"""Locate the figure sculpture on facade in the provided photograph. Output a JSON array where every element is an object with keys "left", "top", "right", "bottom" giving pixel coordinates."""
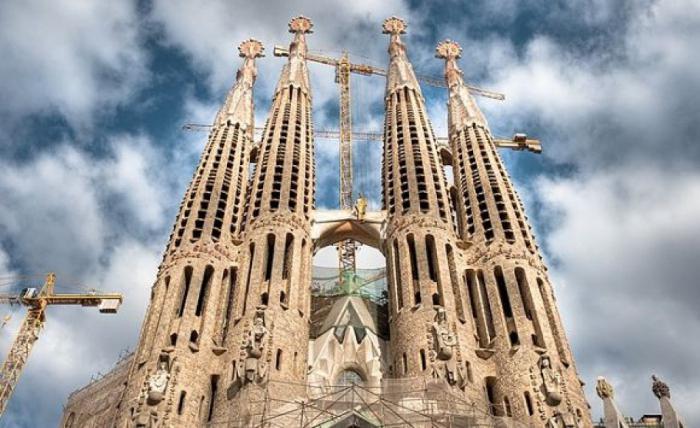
[
  {"left": 146, "top": 355, "right": 170, "bottom": 405},
  {"left": 540, "top": 354, "right": 563, "bottom": 406},
  {"left": 651, "top": 374, "right": 670, "bottom": 399},
  {"left": 354, "top": 194, "right": 367, "bottom": 221},
  {"left": 237, "top": 306, "right": 269, "bottom": 385},
  {"left": 430, "top": 307, "right": 464, "bottom": 387}
]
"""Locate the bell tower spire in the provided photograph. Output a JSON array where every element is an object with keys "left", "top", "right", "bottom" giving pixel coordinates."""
[
  {"left": 383, "top": 17, "right": 421, "bottom": 94},
  {"left": 214, "top": 39, "right": 264, "bottom": 133},
  {"left": 437, "top": 39, "right": 590, "bottom": 424},
  {"left": 435, "top": 40, "right": 488, "bottom": 130},
  {"left": 380, "top": 18, "right": 471, "bottom": 397},
  {"left": 116, "top": 41, "right": 263, "bottom": 427},
  {"left": 228, "top": 15, "right": 316, "bottom": 420}
]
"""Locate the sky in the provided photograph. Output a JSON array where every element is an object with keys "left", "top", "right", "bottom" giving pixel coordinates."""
[{"left": 0, "top": 0, "right": 699, "bottom": 426}]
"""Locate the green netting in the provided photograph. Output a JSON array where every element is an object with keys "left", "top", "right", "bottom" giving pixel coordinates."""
[{"left": 312, "top": 266, "right": 387, "bottom": 304}]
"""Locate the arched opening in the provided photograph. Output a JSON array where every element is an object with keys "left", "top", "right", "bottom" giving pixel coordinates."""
[{"left": 309, "top": 242, "right": 388, "bottom": 388}]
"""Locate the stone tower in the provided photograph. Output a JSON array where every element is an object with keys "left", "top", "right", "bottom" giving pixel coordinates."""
[
  {"left": 436, "top": 38, "right": 590, "bottom": 424},
  {"left": 114, "top": 38, "right": 264, "bottom": 427},
  {"left": 61, "top": 16, "right": 595, "bottom": 428},
  {"left": 379, "top": 17, "right": 474, "bottom": 393},
  {"left": 223, "top": 15, "right": 316, "bottom": 418}
]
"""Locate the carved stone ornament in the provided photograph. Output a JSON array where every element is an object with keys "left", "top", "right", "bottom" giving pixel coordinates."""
[
  {"left": 546, "top": 411, "right": 577, "bottom": 428},
  {"left": 539, "top": 354, "right": 563, "bottom": 406},
  {"left": 236, "top": 306, "right": 270, "bottom": 386},
  {"left": 428, "top": 307, "right": 465, "bottom": 388},
  {"left": 146, "top": 354, "right": 171, "bottom": 405},
  {"left": 596, "top": 376, "right": 614, "bottom": 399},
  {"left": 651, "top": 374, "right": 670, "bottom": 399}
]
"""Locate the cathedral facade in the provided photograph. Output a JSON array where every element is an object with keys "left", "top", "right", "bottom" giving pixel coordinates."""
[{"left": 61, "top": 16, "right": 592, "bottom": 428}]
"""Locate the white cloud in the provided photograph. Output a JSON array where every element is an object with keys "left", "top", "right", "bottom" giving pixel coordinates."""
[
  {"left": 0, "top": 1, "right": 147, "bottom": 128},
  {"left": 0, "top": 132, "right": 175, "bottom": 425},
  {"left": 538, "top": 165, "right": 700, "bottom": 424}
]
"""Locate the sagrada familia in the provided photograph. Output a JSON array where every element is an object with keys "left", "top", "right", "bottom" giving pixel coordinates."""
[{"left": 60, "top": 16, "right": 685, "bottom": 428}]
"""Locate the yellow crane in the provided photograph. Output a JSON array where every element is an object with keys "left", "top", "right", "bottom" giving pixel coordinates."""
[{"left": 0, "top": 273, "right": 122, "bottom": 417}]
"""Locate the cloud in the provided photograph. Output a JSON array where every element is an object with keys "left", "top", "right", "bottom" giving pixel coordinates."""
[
  {"left": 0, "top": 132, "right": 177, "bottom": 426},
  {"left": 538, "top": 166, "right": 700, "bottom": 424},
  {"left": 0, "top": 1, "right": 147, "bottom": 129}
]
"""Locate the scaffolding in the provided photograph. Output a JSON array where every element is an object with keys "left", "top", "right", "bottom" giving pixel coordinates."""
[
  {"left": 206, "top": 378, "right": 529, "bottom": 427},
  {"left": 312, "top": 266, "right": 387, "bottom": 305}
]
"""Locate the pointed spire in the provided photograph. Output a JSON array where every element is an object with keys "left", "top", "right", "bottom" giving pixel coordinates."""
[
  {"left": 435, "top": 39, "right": 489, "bottom": 131},
  {"left": 214, "top": 39, "right": 264, "bottom": 131},
  {"left": 382, "top": 17, "right": 421, "bottom": 95},
  {"left": 276, "top": 16, "right": 313, "bottom": 95}
]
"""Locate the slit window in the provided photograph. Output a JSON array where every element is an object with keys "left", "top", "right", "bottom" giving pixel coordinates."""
[
  {"left": 265, "top": 234, "right": 275, "bottom": 281},
  {"left": 177, "top": 391, "right": 186, "bottom": 415},
  {"left": 195, "top": 265, "right": 214, "bottom": 316},
  {"left": 177, "top": 266, "right": 194, "bottom": 317}
]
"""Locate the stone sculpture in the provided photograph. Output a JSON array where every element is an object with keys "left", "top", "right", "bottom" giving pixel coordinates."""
[
  {"left": 430, "top": 307, "right": 464, "bottom": 387},
  {"left": 146, "top": 356, "right": 170, "bottom": 405},
  {"left": 237, "top": 306, "right": 269, "bottom": 385},
  {"left": 596, "top": 376, "right": 614, "bottom": 399},
  {"left": 540, "top": 354, "right": 562, "bottom": 406},
  {"left": 651, "top": 374, "right": 670, "bottom": 399}
]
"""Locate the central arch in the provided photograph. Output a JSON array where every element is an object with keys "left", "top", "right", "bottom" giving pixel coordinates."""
[{"left": 311, "top": 210, "right": 386, "bottom": 250}]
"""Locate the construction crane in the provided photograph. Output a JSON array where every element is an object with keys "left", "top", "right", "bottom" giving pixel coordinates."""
[
  {"left": 272, "top": 45, "right": 506, "bottom": 100},
  {"left": 0, "top": 273, "right": 122, "bottom": 417},
  {"left": 182, "top": 124, "right": 542, "bottom": 154}
]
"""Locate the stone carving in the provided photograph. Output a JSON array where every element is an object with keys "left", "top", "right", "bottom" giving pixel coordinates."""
[
  {"left": 237, "top": 306, "right": 270, "bottom": 385},
  {"left": 651, "top": 374, "right": 670, "bottom": 399},
  {"left": 385, "top": 213, "right": 449, "bottom": 237},
  {"left": 546, "top": 411, "right": 577, "bottom": 428},
  {"left": 248, "top": 212, "right": 310, "bottom": 235},
  {"left": 354, "top": 194, "right": 367, "bottom": 221},
  {"left": 428, "top": 307, "right": 465, "bottom": 388},
  {"left": 160, "top": 241, "right": 237, "bottom": 272},
  {"left": 539, "top": 354, "right": 562, "bottom": 406},
  {"left": 596, "top": 376, "right": 614, "bottom": 399},
  {"left": 133, "top": 354, "right": 172, "bottom": 427},
  {"left": 146, "top": 354, "right": 170, "bottom": 405}
]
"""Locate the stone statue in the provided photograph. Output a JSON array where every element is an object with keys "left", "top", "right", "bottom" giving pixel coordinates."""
[
  {"left": 430, "top": 307, "right": 463, "bottom": 387},
  {"left": 651, "top": 374, "right": 670, "bottom": 399},
  {"left": 596, "top": 376, "right": 614, "bottom": 399},
  {"left": 146, "top": 356, "right": 170, "bottom": 405},
  {"left": 539, "top": 354, "right": 562, "bottom": 406},
  {"left": 354, "top": 194, "right": 367, "bottom": 221},
  {"left": 237, "top": 306, "right": 269, "bottom": 385}
]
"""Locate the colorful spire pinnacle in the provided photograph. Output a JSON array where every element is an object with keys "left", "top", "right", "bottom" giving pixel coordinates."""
[
  {"left": 383, "top": 16, "right": 421, "bottom": 95},
  {"left": 435, "top": 39, "right": 489, "bottom": 130},
  {"left": 214, "top": 39, "right": 264, "bottom": 129},
  {"left": 277, "top": 16, "right": 313, "bottom": 94}
]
